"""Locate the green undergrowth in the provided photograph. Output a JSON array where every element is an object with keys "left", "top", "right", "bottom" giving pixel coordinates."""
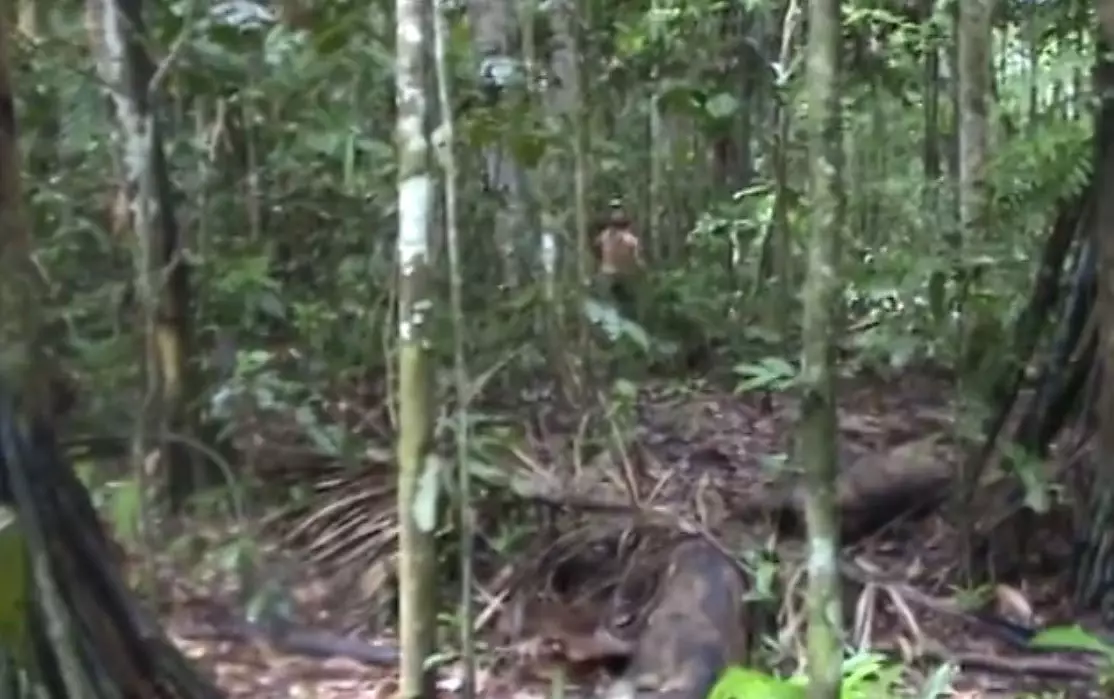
[
  {"left": 707, "top": 652, "right": 950, "bottom": 699},
  {"left": 706, "top": 628, "right": 1114, "bottom": 698}
]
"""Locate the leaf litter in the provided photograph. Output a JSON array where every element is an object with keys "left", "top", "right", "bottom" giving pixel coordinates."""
[{"left": 121, "top": 368, "right": 1104, "bottom": 697}]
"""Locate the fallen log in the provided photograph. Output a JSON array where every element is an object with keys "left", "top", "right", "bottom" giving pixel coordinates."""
[
  {"left": 605, "top": 537, "right": 747, "bottom": 699},
  {"left": 828, "top": 434, "right": 952, "bottom": 541},
  {"left": 768, "top": 435, "right": 953, "bottom": 543}
]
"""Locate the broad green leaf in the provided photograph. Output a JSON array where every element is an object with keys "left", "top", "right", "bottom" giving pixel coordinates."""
[
  {"left": 1018, "top": 462, "right": 1051, "bottom": 513},
  {"left": 708, "top": 667, "right": 804, "bottom": 699},
  {"left": 1030, "top": 624, "right": 1114, "bottom": 656},
  {"left": 733, "top": 356, "right": 797, "bottom": 392},
  {"left": 256, "top": 291, "right": 288, "bottom": 321},
  {"left": 582, "top": 298, "right": 652, "bottom": 350}
]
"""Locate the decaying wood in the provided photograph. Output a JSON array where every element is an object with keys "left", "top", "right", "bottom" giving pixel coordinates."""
[
  {"left": 772, "top": 435, "right": 953, "bottom": 542},
  {"left": 829, "top": 434, "right": 952, "bottom": 541},
  {"left": 605, "top": 537, "right": 746, "bottom": 699}
]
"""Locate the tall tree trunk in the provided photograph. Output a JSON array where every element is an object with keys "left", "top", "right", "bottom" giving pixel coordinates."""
[
  {"left": 86, "top": 0, "right": 199, "bottom": 513},
  {"left": 647, "top": 0, "right": 667, "bottom": 263},
  {"left": 954, "top": 0, "right": 993, "bottom": 574},
  {"left": 431, "top": 2, "right": 473, "bottom": 695},
  {"left": 16, "top": 0, "right": 56, "bottom": 183},
  {"left": 469, "top": 0, "right": 528, "bottom": 289},
  {"left": 766, "top": 0, "right": 800, "bottom": 342},
  {"left": 0, "top": 3, "right": 52, "bottom": 421},
  {"left": 921, "top": 0, "right": 940, "bottom": 215},
  {"left": 569, "top": 0, "right": 591, "bottom": 352},
  {"left": 17, "top": 0, "right": 45, "bottom": 37},
  {"left": 945, "top": 2, "right": 961, "bottom": 228},
  {"left": 0, "top": 394, "right": 224, "bottom": 698},
  {"left": 710, "top": 6, "right": 753, "bottom": 195},
  {"left": 1025, "top": 3, "right": 1040, "bottom": 131},
  {"left": 395, "top": 0, "right": 438, "bottom": 696},
  {"left": 801, "top": 0, "right": 844, "bottom": 695},
  {"left": 1073, "top": 12, "right": 1114, "bottom": 615},
  {"left": 956, "top": 0, "right": 993, "bottom": 302},
  {"left": 543, "top": 0, "right": 585, "bottom": 397}
]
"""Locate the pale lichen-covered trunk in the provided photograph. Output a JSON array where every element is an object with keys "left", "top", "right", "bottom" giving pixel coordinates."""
[
  {"left": 469, "top": 0, "right": 528, "bottom": 288},
  {"left": 18, "top": 0, "right": 45, "bottom": 37},
  {"left": 544, "top": 0, "right": 580, "bottom": 252},
  {"left": 541, "top": 0, "right": 588, "bottom": 391},
  {"left": 957, "top": 0, "right": 992, "bottom": 253},
  {"left": 799, "top": 0, "right": 843, "bottom": 695},
  {"left": 395, "top": 0, "right": 438, "bottom": 697},
  {"left": 515, "top": 0, "right": 546, "bottom": 299},
  {"left": 86, "top": 0, "right": 198, "bottom": 512},
  {"left": 550, "top": 0, "right": 592, "bottom": 294}
]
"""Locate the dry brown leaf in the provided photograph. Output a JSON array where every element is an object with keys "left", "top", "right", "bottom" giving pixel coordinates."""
[{"left": 993, "top": 583, "right": 1035, "bottom": 627}]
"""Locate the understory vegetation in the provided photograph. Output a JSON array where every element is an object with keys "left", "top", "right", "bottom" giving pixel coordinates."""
[{"left": 2, "top": 0, "right": 1114, "bottom": 698}]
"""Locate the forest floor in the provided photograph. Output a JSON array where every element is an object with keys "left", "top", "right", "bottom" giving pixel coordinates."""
[{"left": 131, "top": 368, "right": 1105, "bottom": 698}]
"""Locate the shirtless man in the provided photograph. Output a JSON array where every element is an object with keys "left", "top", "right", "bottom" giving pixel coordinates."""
[{"left": 595, "top": 199, "right": 642, "bottom": 313}]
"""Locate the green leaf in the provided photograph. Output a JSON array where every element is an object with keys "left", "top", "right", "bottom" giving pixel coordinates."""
[
  {"left": 918, "top": 662, "right": 958, "bottom": 698},
  {"left": 109, "top": 481, "right": 142, "bottom": 544},
  {"left": 256, "top": 291, "right": 288, "bottom": 321},
  {"left": 507, "top": 130, "right": 549, "bottom": 169},
  {"left": 1030, "top": 624, "right": 1114, "bottom": 657},
  {"left": 582, "top": 298, "right": 652, "bottom": 350},
  {"left": 0, "top": 508, "right": 29, "bottom": 666},
  {"left": 1002, "top": 443, "right": 1051, "bottom": 514},
  {"left": 413, "top": 454, "right": 442, "bottom": 533},
  {"left": 733, "top": 356, "right": 797, "bottom": 392},
  {"left": 614, "top": 22, "right": 647, "bottom": 58},
  {"left": 705, "top": 92, "right": 740, "bottom": 120},
  {"left": 464, "top": 458, "right": 506, "bottom": 486},
  {"left": 613, "top": 379, "right": 639, "bottom": 400},
  {"left": 708, "top": 667, "right": 804, "bottom": 699},
  {"left": 839, "top": 651, "right": 904, "bottom": 697}
]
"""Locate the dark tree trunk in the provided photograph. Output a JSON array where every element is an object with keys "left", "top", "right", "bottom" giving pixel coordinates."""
[
  {"left": 1074, "top": 38, "right": 1114, "bottom": 616},
  {"left": 0, "top": 387, "right": 225, "bottom": 698}
]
